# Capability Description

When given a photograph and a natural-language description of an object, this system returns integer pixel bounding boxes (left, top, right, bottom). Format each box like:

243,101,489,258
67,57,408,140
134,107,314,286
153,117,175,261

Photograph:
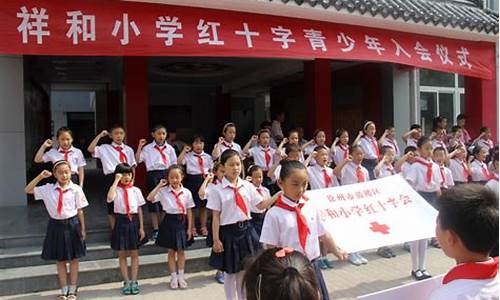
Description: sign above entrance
0,0,494,79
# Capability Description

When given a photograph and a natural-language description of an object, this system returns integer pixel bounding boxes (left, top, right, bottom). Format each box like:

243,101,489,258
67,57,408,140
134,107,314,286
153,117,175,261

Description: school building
0,2,497,209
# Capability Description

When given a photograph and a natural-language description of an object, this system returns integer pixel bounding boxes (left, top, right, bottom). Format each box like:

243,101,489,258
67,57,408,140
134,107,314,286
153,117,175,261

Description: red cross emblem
369,222,390,234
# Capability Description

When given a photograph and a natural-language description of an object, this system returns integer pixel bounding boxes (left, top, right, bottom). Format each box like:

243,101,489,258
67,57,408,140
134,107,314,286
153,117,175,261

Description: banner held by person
305,174,438,253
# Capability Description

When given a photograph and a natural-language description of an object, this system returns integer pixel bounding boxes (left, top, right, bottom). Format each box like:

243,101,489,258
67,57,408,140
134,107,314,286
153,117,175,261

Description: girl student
472,126,494,153
402,124,422,148
333,145,370,266
178,135,213,237
447,145,470,185
469,145,493,184
147,165,194,289
198,162,226,285
378,126,401,158
207,149,279,300
212,122,243,160
246,165,271,237
25,160,88,300
302,129,329,160
394,146,418,178
88,125,136,228
135,124,177,240
276,128,306,163
34,126,86,186
260,160,348,300
330,128,350,167
242,129,276,188
107,163,146,295
405,136,442,281
353,121,380,180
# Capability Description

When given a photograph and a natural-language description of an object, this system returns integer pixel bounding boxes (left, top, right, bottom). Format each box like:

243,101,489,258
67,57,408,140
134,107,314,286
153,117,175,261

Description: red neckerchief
58,147,73,162
338,144,349,160
413,157,433,184
55,186,70,216
364,135,381,159
113,145,128,163
194,153,205,176
261,147,272,168
443,257,499,284
321,167,333,188
274,195,310,252
154,144,168,165
454,158,469,183
222,141,233,149
118,182,134,220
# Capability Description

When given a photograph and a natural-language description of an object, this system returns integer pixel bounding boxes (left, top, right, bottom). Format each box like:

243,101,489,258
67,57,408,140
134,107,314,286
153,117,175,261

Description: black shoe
420,269,432,279
411,270,426,281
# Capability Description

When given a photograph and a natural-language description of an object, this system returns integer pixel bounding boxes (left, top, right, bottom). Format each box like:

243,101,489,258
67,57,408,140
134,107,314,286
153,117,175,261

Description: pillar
464,73,497,141
0,55,26,207
304,59,333,143
123,57,149,189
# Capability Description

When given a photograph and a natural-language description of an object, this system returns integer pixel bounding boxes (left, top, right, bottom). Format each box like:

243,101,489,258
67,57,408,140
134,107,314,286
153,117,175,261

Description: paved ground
1,247,454,300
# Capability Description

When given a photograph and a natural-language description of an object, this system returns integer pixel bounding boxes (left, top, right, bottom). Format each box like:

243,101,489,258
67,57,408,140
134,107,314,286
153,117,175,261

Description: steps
0,237,212,296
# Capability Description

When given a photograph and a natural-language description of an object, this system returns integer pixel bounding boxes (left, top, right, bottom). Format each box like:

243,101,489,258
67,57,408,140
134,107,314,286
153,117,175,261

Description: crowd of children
26,113,498,300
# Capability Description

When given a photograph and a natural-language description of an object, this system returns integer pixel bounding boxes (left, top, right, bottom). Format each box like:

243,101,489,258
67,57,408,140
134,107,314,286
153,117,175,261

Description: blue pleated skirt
250,212,265,237
42,216,86,261
111,214,141,251
156,213,190,250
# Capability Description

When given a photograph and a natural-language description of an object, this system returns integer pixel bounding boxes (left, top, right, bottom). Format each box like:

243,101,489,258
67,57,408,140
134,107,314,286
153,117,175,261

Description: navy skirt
42,216,86,261
111,214,141,251
104,174,115,215
362,158,378,180
250,212,265,237
146,170,167,213
185,174,206,208
419,191,439,210
209,220,261,274
156,213,191,250
206,217,214,247
312,259,330,300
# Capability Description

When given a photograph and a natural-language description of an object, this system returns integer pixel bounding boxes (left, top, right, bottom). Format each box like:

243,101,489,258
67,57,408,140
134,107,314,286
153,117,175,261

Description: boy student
429,184,499,300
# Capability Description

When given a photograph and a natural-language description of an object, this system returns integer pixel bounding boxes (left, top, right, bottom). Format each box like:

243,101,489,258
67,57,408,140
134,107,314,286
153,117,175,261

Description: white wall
50,91,95,134
0,56,26,207
392,66,412,150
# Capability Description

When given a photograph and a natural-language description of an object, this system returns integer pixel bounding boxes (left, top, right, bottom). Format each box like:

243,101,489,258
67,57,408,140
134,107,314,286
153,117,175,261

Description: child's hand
158,179,168,187
80,229,86,241
138,139,147,147
333,137,339,144
99,130,109,138
213,239,224,253
139,228,145,241
250,135,258,142
218,137,225,145
357,130,363,137
279,153,287,161
114,173,123,182
344,155,353,163
308,139,314,145
468,155,475,163
281,137,288,145
430,131,437,138
310,151,318,159
333,247,348,261
42,139,53,148
205,172,214,182
183,145,192,153
40,170,52,178
245,176,252,182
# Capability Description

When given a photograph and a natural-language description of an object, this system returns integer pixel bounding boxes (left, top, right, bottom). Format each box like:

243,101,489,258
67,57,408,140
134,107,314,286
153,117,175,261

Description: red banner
0,0,495,79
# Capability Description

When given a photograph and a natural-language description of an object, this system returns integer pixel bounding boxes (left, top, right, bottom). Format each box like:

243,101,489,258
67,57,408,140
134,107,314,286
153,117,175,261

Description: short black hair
220,149,241,165
114,163,133,174
404,146,417,154
451,125,461,133
313,145,328,153
151,124,167,133
433,146,446,154
350,144,363,155
166,164,184,178
335,128,348,139
480,126,490,134
192,134,205,143
456,114,466,121
380,145,393,156
410,124,421,130
284,143,300,155
437,184,499,255
56,126,73,139
417,136,430,148
279,160,306,181
248,165,263,176
109,124,125,132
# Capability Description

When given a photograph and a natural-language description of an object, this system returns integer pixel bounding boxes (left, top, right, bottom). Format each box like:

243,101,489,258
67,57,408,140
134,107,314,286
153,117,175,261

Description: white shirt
486,176,499,197
449,158,469,183
153,186,195,214
437,165,455,189
110,185,145,214
470,160,491,182
138,142,177,171
406,137,418,148
360,136,379,160
93,143,136,175
183,151,213,175
340,162,369,185
432,139,447,150
206,177,262,225
332,144,349,166
477,139,494,151
382,138,401,158
260,195,326,261
214,141,243,159
400,161,412,178
303,143,318,157
405,158,441,192
42,146,86,174
272,164,282,182
376,163,396,179
34,182,88,220
304,144,329,166
308,165,337,190
251,185,271,213
248,146,276,170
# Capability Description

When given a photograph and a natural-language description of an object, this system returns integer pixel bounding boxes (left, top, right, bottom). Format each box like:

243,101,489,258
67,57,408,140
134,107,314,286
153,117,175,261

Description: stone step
0,247,212,296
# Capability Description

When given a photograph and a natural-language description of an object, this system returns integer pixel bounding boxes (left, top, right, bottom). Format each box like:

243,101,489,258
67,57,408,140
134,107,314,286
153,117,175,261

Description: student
402,124,422,148
212,123,243,160
486,154,499,198
260,160,348,300
88,125,136,228
246,165,271,237
433,147,455,191
207,149,278,300
333,145,370,265
308,146,338,190
269,143,310,183
243,129,276,187
34,127,86,186
448,145,470,185
379,126,401,158
198,163,226,285
24,160,87,300
374,146,396,179
433,116,449,144
395,146,417,178
178,135,213,238
406,136,442,281
448,126,466,150
472,126,494,153
429,185,499,300
276,129,305,163
135,124,177,240
431,129,448,151
303,129,329,156
353,121,380,180
243,247,320,300
330,128,350,167
147,165,194,289
470,146,492,184
456,114,471,145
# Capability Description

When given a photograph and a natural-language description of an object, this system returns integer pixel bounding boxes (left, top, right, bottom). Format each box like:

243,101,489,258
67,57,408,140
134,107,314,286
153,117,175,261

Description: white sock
171,272,178,280
419,240,428,270
410,241,419,271
68,285,77,294
224,272,237,300
235,271,246,300
61,286,69,295
178,269,185,279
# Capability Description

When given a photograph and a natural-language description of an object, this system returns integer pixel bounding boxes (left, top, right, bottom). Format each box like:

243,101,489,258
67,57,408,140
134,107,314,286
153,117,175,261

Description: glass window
438,93,454,131
420,92,437,135
420,69,455,87
458,75,464,88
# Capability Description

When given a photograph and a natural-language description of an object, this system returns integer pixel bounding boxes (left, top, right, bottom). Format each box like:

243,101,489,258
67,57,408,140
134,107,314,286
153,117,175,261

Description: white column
393,66,414,149
0,55,26,207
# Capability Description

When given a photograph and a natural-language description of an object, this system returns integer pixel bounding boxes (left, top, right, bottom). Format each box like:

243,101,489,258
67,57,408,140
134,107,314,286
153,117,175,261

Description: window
485,0,499,12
